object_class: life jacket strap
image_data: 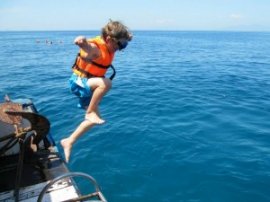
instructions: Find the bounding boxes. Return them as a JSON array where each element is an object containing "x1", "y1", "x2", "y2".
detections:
[{"x1": 109, "y1": 65, "x2": 116, "y2": 80}]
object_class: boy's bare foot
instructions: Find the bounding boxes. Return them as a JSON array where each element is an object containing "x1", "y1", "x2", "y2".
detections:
[
  {"x1": 61, "y1": 138, "x2": 72, "y2": 163},
  {"x1": 85, "y1": 112, "x2": 105, "y2": 124}
]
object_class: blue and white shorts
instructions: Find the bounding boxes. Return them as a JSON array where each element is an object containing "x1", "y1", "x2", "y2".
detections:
[{"x1": 69, "y1": 73, "x2": 92, "y2": 109}]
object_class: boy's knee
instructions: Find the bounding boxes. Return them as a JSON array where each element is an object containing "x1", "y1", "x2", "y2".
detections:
[{"x1": 104, "y1": 79, "x2": 112, "y2": 90}]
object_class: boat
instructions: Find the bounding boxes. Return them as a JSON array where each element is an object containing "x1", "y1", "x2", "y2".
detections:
[{"x1": 0, "y1": 95, "x2": 107, "y2": 202}]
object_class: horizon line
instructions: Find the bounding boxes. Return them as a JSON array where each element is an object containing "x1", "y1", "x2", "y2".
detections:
[{"x1": 0, "y1": 29, "x2": 269, "y2": 33}]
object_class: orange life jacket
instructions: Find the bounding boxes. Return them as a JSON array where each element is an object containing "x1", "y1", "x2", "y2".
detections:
[{"x1": 72, "y1": 36, "x2": 114, "y2": 78}]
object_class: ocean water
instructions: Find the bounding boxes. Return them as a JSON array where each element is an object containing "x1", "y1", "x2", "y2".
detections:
[{"x1": 0, "y1": 31, "x2": 270, "y2": 202}]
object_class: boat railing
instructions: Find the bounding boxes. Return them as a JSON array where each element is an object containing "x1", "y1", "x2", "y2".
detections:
[{"x1": 37, "y1": 172, "x2": 107, "y2": 202}]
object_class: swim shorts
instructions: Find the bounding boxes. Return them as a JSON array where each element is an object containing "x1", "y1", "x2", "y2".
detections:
[{"x1": 69, "y1": 73, "x2": 92, "y2": 109}]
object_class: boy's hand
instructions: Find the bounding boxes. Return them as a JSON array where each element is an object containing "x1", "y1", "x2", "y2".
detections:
[{"x1": 74, "y1": 36, "x2": 87, "y2": 46}]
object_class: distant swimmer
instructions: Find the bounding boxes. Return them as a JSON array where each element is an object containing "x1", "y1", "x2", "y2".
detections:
[
  {"x1": 60, "y1": 20, "x2": 132, "y2": 163},
  {"x1": 45, "y1": 39, "x2": 53, "y2": 44}
]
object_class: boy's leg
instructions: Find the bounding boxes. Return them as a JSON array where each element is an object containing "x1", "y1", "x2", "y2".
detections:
[
  {"x1": 61, "y1": 120, "x2": 95, "y2": 162},
  {"x1": 85, "y1": 77, "x2": 112, "y2": 124}
]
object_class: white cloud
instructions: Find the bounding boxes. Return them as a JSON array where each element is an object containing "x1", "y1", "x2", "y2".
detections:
[{"x1": 229, "y1": 14, "x2": 243, "y2": 20}]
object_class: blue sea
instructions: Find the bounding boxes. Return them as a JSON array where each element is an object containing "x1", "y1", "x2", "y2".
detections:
[{"x1": 0, "y1": 31, "x2": 270, "y2": 202}]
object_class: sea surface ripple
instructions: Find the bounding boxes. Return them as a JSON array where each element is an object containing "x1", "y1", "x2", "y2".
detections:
[{"x1": 0, "y1": 31, "x2": 270, "y2": 202}]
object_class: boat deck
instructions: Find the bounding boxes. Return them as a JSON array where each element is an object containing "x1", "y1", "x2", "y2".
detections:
[
  {"x1": 0, "y1": 178, "x2": 79, "y2": 201},
  {"x1": 0, "y1": 146, "x2": 68, "y2": 192}
]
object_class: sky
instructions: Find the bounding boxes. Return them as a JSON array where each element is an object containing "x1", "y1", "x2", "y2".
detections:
[{"x1": 0, "y1": 0, "x2": 270, "y2": 31}]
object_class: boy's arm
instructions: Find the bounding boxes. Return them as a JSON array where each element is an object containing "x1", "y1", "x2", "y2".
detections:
[{"x1": 74, "y1": 36, "x2": 99, "y2": 59}]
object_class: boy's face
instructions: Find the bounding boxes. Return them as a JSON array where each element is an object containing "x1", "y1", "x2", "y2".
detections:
[{"x1": 106, "y1": 36, "x2": 128, "y2": 53}]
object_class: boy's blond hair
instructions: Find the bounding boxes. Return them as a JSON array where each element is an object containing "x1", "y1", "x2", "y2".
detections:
[{"x1": 102, "y1": 20, "x2": 132, "y2": 41}]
